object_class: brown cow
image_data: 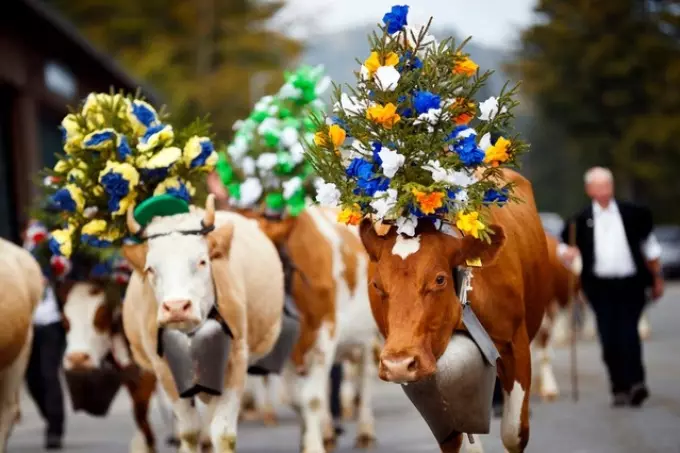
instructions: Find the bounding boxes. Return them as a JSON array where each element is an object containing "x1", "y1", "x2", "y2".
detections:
[
  {"x1": 0, "y1": 238, "x2": 44, "y2": 452},
  {"x1": 358, "y1": 169, "x2": 552, "y2": 453}
]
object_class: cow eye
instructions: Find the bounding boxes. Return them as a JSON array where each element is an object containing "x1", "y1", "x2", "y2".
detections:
[
  {"x1": 198, "y1": 259, "x2": 208, "y2": 268},
  {"x1": 89, "y1": 286, "x2": 104, "y2": 296},
  {"x1": 372, "y1": 280, "x2": 386, "y2": 296},
  {"x1": 435, "y1": 274, "x2": 447, "y2": 286},
  {"x1": 145, "y1": 266, "x2": 155, "y2": 276}
]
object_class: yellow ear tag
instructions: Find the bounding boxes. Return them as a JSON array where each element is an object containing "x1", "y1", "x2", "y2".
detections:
[{"x1": 465, "y1": 257, "x2": 482, "y2": 267}]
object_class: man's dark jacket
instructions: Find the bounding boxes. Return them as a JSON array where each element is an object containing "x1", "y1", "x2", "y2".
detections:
[{"x1": 560, "y1": 200, "x2": 655, "y2": 293}]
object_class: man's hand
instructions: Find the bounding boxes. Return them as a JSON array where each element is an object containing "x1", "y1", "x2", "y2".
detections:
[
  {"x1": 652, "y1": 275, "x2": 665, "y2": 300},
  {"x1": 558, "y1": 245, "x2": 580, "y2": 265}
]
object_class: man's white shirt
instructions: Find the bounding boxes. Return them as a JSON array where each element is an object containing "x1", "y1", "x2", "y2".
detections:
[
  {"x1": 557, "y1": 201, "x2": 661, "y2": 278},
  {"x1": 33, "y1": 284, "x2": 62, "y2": 326}
]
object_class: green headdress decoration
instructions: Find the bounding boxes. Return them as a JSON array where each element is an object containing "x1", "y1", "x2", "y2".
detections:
[
  {"x1": 216, "y1": 65, "x2": 330, "y2": 218},
  {"x1": 41, "y1": 90, "x2": 218, "y2": 257},
  {"x1": 305, "y1": 4, "x2": 528, "y2": 241}
]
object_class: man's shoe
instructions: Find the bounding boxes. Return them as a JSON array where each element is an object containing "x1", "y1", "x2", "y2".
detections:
[
  {"x1": 45, "y1": 434, "x2": 62, "y2": 450},
  {"x1": 612, "y1": 393, "x2": 629, "y2": 407},
  {"x1": 629, "y1": 384, "x2": 649, "y2": 407}
]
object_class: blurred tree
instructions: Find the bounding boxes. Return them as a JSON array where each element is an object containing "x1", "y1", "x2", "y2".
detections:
[
  {"x1": 50, "y1": 0, "x2": 303, "y2": 141},
  {"x1": 509, "y1": 0, "x2": 680, "y2": 222}
]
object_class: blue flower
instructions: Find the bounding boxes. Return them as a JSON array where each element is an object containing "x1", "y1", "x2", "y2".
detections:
[
  {"x1": 117, "y1": 135, "x2": 132, "y2": 160},
  {"x1": 166, "y1": 184, "x2": 191, "y2": 203},
  {"x1": 448, "y1": 125, "x2": 474, "y2": 140},
  {"x1": 90, "y1": 261, "x2": 113, "y2": 278},
  {"x1": 100, "y1": 172, "x2": 130, "y2": 213},
  {"x1": 382, "y1": 5, "x2": 409, "y2": 34},
  {"x1": 371, "y1": 142, "x2": 384, "y2": 166},
  {"x1": 51, "y1": 188, "x2": 77, "y2": 212},
  {"x1": 397, "y1": 95, "x2": 413, "y2": 118},
  {"x1": 345, "y1": 158, "x2": 374, "y2": 179},
  {"x1": 452, "y1": 135, "x2": 485, "y2": 166},
  {"x1": 356, "y1": 176, "x2": 390, "y2": 197},
  {"x1": 484, "y1": 188, "x2": 509, "y2": 204},
  {"x1": 187, "y1": 138, "x2": 215, "y2": 168},
  {"x1": 83, "y1": 129, "x2": 117, "y2": 149},
  {"x1": 130, "y1": 100, "x2": 158, "y2": 129},
  {"x1": 48, "y1": 236, "x2": 61, "y2": 257},
  {"x1": 399, "y1": 51, "x2": 423, "y2": 70},
  {"x1": 413, "y1": 91, "x2": 441, "y2": 115},
  {"x1": 59, "y1": 126, "x2": 67, "y2": 144},
  {"x1": 82, "y1": 235, "x2": 113, "y2": 249}
]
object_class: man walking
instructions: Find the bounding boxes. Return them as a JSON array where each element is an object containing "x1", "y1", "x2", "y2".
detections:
[{"x1": 559, "y1": 167, "x2": 664, "y2": 408}]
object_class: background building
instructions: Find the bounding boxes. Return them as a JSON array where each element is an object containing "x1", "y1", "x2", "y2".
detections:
[{"x1": 0, "y1": 0, "x2": 157, "y2": 242}]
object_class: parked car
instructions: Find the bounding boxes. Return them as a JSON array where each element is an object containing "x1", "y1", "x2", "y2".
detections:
[
  {"x1": 654, "y1": 224, "x2": 680, "y2": 279},
  {"x1": 539, "y1": 212, "x2": 565, "y2": 238}
]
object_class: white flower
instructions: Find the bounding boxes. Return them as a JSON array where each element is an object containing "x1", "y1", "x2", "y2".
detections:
[
  {"x1": 254, "y1": 95, "x2": 274, "y2": 111},
  {"x1": 258, "y1": 117, "x2": 281, "y2": 135},
  {"x1": 454, "y1": 189, "x2": 469, "y2": 205},
  {"x1": 335, "y1": 93, "x2": 366, "y2": 116},
  {"x1": 241, "y1": 156, "x2": 256, "y2": 176},
  {"x1": 289, "y1": 142, "x2": 305, "y2": 164},
  {"x1": 456, "y1": 127, "x2": 477, "y2": 139},
  {"x1": 315, "y1": 182, "x2": 342, "y2": 207},
  {"x1": 393, "y1": 25, "x2": 438, "y2": 57},
  {"x1": 479, "y1": 97, "x2": 508, "y2": 121},
  {"x1": 227, "y1": 135, "x2": 249, "y2": 161},
  {"x1": 424, "y1": 160, "x2": 478, "y2": 188},
  {"x1": 350, "y1": 140, "x2": 371, "y2": 158},
  {"x1": 478, "y1": 132, "x2": 492, "y2": 150},
  {"x1": 278, "y1": 83, "x2": 301, "y2": 100},
  {"x1": 268, "y1": 105, "x2": 279, "y2": 116},
  {"x1": 396, "y1": 214, "x2": 419, "y2": 237},
  {"x1": 378, "y1": 147, "x2": 405, "y2": 178},
  {"x1": 414, "y1": 108, "x2": 446, "y2": 131},
  {"x1": 280, "y1": 127, "x2": 299, "y2": 148},
  {"x1": 370, "y1": 189, "x2": 398, "y2": 220},
  {"x1": 232, "y1": 119, "x2": 245, "y2": 131},
  {"x1": 256, "y1": 153, "x2": 278, "y2": 171},
  {"x1": 374, "y1": 66, "x2": 400, "y2": 91},
  {"x1": 83, "y1": 206, "x2": 99, "y2": 219},
  {"x1": 263, "y1": 175, "x2": 281, "y2": 190},
  {"x1": 239, "y1": 178, "x2": 263, "y2": 207},
  {"x1": 315, "y1": 76, "x2": 332, "y2": 96},
  {"x1": 283, "y1": 176, "x2": 303, "y2": 200},
  {"x1": 360, "y1": 65, "x2": 370, "y2": 81}
]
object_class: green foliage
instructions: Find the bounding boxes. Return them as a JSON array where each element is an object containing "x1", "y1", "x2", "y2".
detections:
[
  {"x1": 305, "y1": 10, "x2": 528, "y2": 241},
  {"x1": 510, "y1": 0, "x2": 680, "y2": 220},
  {"x1": 216, "y1": 65, "x2": 329, "y2": 217},
  {"x1": 51, "y1": 0, "x2": 303, "y2": 141}
]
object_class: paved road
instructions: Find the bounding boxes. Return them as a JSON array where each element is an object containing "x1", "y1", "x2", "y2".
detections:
[{"x1": 9, "y1": 284, "x2": 680, "y2": 453}]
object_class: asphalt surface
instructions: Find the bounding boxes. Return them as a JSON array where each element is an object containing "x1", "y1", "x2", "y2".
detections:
[{"x1": 9, "y1": 284, "x2": 680, "y2": 453}]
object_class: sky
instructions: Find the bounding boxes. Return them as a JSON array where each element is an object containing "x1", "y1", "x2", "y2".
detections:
[{"x1": 273, "y1": 0, "x2": 539, "y2": 49}]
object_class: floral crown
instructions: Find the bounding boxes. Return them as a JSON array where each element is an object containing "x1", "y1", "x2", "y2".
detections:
[
  {"x1": 42, "y1": 91, "x2": 218, "y2": 258},
  {"x1": 216, "y1": 65, "x2": 330, "y2": 218},
  {"x1": 306, "y1": 5, "x2": 528, "y2": 240}
]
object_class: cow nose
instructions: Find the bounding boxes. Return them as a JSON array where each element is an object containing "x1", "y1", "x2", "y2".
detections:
[
  {"x1": 66, "y1": 352, "x2": 92, "y2": 369},
  {"x1": 379, "y1": 354, "x2": 419, "y2": 383},
  {"x1": 159, "y1": 299, "x2": 197, "y2": 326}
]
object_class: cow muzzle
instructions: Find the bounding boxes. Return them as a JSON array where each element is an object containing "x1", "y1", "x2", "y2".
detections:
[
  {"x1": 64, "y1": 352, "x2": 94, "y2": 370},
  {"x1": 379, "y1": 349, "x2": 436, "y2": 383},
  {"x1": 158, "y1": 299, "x2": 201, "y2": 330}
]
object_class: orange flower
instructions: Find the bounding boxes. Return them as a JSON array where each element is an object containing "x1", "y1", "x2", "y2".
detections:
[
  {"x1": 454, "y1": 55, "x2": 478, "y2": 77},
  {"x1": 366, "y1": 103, "x2": 401, "y2": 129},
  {"x1": 411, "y1": 189, "x2": 445, "y2": 215},
  {"x1": 314, "y1": 124, "x2": 346, "y2": 149},
  {"x1": 451, "y1": 98, "x2": 476, "y2": 125},
  {"x1": 337, "y1": 205, "x2": 362, "y2": 225},
  {"x1": 483, "y1": 136, "x2": 512, "y2": 167}
]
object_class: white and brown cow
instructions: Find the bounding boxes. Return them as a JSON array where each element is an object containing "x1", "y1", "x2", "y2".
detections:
[
  {"x1": 59, "y1": 279, "x2": 160, "y2": 452},
  {"x1": 358, "y1": 169, "x2": 552, "y2": 453},
  {"x1": 245, "y1": 205, "x2": 379, "y2": 452},
  {"x1": 121, "y1": 195, "x2": 285, "y2": 453},
  {"x1": 0, "y1": 238, "x2": 44, "y2": 452}
]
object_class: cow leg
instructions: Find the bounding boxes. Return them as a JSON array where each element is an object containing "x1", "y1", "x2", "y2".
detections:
[
  {"x1": 209, "y1": 339, "x2": 248, "y2": 453},
  {"x1": 125, "y1": 371, "x2": 157, "y2": 453},
  {"x1": 261, "y1": 375, "x2": 279, "y2": 426},
  {"x1": 340, "y1": 360, "x2": 357, "y2": 421},
  {"x1": 354, "y1": 343, "x2": 377, "y2": 449},
  {"x1": 532, "y1": 313, "x2": 559, "y2": 402},
  {"x1": 298, "y1": 322, "x2": 336, "y2": 453},
  {"x1": 0, "y1": 328, "x2": 32, "y2": 453},
  {"x1": 240, "y1": 377, "x2": 259, "y2": 422},
  {"x1": 500, "y1": 328, "x2": 531, "y2": 453},
  {"x1": 155, "y1": 365, "x2": 201, "y2": 453}
]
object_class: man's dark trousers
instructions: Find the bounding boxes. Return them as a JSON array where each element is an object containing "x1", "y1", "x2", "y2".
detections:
[
  {"x1": 25, "y1": 321, "x2": 66, "y2": 439},
  {"x1": 585, "y1": 276, "x2": 647, "y2": 395}
]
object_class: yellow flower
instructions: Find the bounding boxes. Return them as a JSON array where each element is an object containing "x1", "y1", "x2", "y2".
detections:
[
  {"x1": 337, "y1": 206, "x2": 362, "y2": 225},
  {"x1": 182, "y1": 136, "x2": 216, "y2": 170},
  {"x1": 67, "y1": 168, "x2": 86, "y2": 183},
  {"x1": 93, "y1": 185, "x2": 104, "y2": 197},
  {"x1": 81, "y1": 219, "x2": 107, "y2": 236},
  {"x1": 411, "y1": 189, "x2": 445, "y2": 215},
  {"x1": 454, "y1": 55, "x2": 478, "y2": 77},
  {"x1": 54, "y1": 159, "x2": 69, "y2": 173},
  {"x1": 483, "y1": 137, "x2": 511, "y2": 167},
  {"x1": 154, "y1": 176, "x2": 196, "y2": 200},
  {"x1": 314, "y1": 125, "x2": 346, "y2": 150},
  {"x1": 364, "y1": 51, "x2": 400, "y2": 75},
  {"x1": 50, "y1": 228, "x2": 73, "y2": 258},
  {"x1": 143, "y1": 147, "x2": 181, "y2": 169},
  {"x1": 456, "y1": 211, "x2": 486, "y2": 239},
  {"x1": 137, "y1": 124, "x2": 174, "y2": 153},
  {"x1": 366, "y1": 103, "x2": 401, "y2": 129},
  {"x1": 98, "y1": 161, "x2": 140, "y2": 193},
  {"x1": 64, "y1": 184, "x2": 86, "y2": 212}
]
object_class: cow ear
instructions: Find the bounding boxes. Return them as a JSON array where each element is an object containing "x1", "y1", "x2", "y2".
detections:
[
  {"x1": 258, "y1": 217, "x2": 296, "y2": 245},
  {"x1": 122, "y1": 243, "x2": 148, "y2": 274},
  {"x1": 208, "y1": 222, "x2": 235, "y2": 260},
  {"x1": 459, "y1": 225, "x2": 506, "y2": 266},
  {"x1": 359, "y1": 218, "x2": 386, "y2": 261}
]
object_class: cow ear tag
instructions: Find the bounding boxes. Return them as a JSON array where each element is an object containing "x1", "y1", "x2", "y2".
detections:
[
  {"x1": 133, "y1": 194, "x2": 190, "y2": 229},
  {"x1": 466, "y1": 257, "x2": 482, "y2": 267}
]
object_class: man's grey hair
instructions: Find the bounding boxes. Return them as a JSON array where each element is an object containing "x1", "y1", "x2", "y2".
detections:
[{"x1": 584, "y1": 166, "x2": 614, "y2": 185}]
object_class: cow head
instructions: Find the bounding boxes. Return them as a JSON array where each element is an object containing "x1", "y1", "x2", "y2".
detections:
[
  {"x1": 62, "y1": 281, "x2": 116, "y2": 370},
  {"x1": 122, "y1": 195, "x2": 234, "y2": 332},
  {"x1": 359, "y1": 218, "x2": 506, "y2": 384}
]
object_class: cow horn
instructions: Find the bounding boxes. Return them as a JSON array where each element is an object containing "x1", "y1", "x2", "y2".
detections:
[
  {"x1": 204, "y1": 194, "x2": 216, "y2": 228},
  {"x1": 127, "y1": 205, "x2": 141, "y2": 235}
]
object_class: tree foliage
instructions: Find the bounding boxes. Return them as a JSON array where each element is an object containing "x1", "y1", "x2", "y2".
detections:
[
  {"x1": 51, "y1": 0, "x2": 303, "y2": 141},
  {"x1": 510, "y1": 0, "x2": 680, "y2": 221}
]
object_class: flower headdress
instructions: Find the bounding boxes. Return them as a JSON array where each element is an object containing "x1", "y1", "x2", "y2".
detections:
[
  {"x1": 42, "y1": 91, "x2": 217, "y2": 257},
  {"x1": 306, "y1": 5, "x2": 528, "y2": 240},
  {"x1": 216, "y1": 65, "x2": 330, "y2": 218}
]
